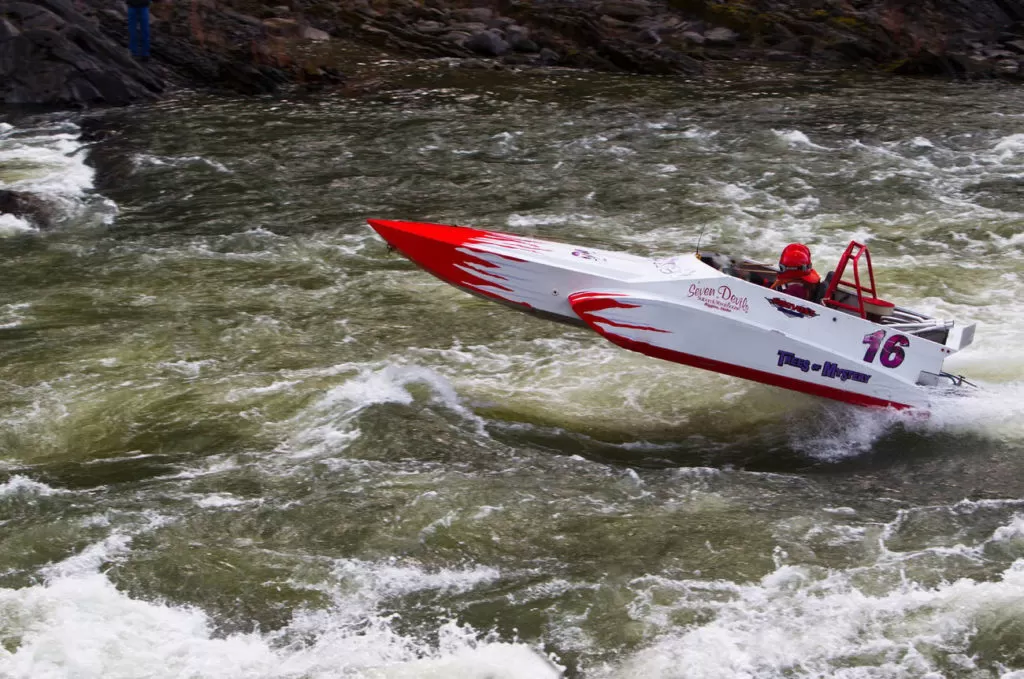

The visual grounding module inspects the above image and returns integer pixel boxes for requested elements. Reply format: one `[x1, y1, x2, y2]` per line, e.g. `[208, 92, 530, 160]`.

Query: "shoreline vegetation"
[2, 0, 1024, 110]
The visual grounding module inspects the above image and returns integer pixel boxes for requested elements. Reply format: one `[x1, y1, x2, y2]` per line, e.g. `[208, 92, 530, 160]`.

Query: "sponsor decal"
[776, 350, 872, 384]
[572, 249, 604, 262]
[687, 284, 750, 314]
[766, 296, 818, 318]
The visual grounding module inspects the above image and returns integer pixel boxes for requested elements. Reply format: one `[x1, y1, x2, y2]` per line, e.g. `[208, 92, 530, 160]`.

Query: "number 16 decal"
[862, 330, 909, 368]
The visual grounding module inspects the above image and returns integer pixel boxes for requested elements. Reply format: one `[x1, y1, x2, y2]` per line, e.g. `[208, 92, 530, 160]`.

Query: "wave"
[0, 119, 118, 233]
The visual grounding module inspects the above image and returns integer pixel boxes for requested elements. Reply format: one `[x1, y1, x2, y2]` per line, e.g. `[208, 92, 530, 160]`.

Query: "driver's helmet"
[779, 243, 811, 275]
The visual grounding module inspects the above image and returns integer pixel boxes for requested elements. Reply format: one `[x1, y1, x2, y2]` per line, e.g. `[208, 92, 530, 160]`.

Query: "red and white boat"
[368, 219, 976, 410]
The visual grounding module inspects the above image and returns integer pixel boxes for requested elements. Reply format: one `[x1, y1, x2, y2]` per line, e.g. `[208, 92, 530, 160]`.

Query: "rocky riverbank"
[3, 0, 1024, 111]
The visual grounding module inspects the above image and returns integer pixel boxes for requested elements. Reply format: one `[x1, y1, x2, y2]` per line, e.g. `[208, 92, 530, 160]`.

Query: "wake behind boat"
[368, 218, 976, 410]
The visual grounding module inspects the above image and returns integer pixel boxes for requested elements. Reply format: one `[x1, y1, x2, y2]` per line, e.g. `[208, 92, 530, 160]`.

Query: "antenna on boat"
[695, 224, 707, 257]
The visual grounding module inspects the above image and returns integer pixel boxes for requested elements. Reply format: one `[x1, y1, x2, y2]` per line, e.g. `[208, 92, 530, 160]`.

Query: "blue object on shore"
[128, 5, 150, 58]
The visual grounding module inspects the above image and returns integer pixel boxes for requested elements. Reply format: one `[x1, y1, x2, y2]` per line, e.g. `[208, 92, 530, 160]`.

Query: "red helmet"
[779, 243, 811, 273]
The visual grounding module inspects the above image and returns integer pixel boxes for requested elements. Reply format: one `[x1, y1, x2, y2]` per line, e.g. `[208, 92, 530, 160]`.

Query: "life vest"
[772, 269, 821, 300]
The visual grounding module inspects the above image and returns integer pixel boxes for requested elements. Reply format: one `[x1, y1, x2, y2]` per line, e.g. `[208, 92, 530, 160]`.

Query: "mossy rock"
[830, 16, 867, 31]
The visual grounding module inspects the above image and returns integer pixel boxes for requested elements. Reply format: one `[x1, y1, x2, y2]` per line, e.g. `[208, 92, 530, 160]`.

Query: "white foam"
[279, 363, 488, 459]
[132, 153, 232, 173]
[193, 494, 249, 509]
[992, 515, 1024, 543]
[0, 121, 117, 228]
[39, 533, 134, 581]
[0, 553, 558, 679]
[993, 133, 1024, 161]
[604, 560, 1024, 678]
[0, 212, 35, 236]
[157, 359, 219, 378]
[0, 302, 31, 328]
[772, 129, 828, 150]
[0, 475, 63, 497]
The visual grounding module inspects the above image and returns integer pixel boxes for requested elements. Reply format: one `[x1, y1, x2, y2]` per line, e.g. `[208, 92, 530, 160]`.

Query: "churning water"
[2, 65, 1024, 678]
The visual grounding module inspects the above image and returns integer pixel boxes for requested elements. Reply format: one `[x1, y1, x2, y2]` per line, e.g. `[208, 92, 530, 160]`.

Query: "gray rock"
[774, 35, 816, 55]
[640, 14, 683, 32]
[0, 190, 59, 229]
[511, 36, 539, 53]
[0, 18, 20, 40]
[637, 28, 660, 44]
[704, 27, 739, 45]
[996, 58, 1020, 74]
[449, 22, 488, 34]
[414, 20, 446, 35]
[537, 47, 560, 65]
[599, 15, 632, 30]
[596, 0, 653, 22]
[502, 52, 534, 65]
[828, 39, 884, 61]
[440, 30, 470, 44]
[222, 9, 264, 28]
[262, 17, 299, 36]
[454, 8, 493, 24]
[0, 0, 170, 106]
[460, 57, 503, 70]
[506, 24, 530, 41]
[3, 3, 65, 32]
[765, 50, 805, 62]
[681, 31, 705, 45]
[1006, 39, 1024, 54]
[466, 30, 509, 57]
[300, 25, 330, 41]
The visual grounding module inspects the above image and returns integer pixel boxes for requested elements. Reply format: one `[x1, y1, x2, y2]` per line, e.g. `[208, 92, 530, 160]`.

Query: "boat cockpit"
[700, 241, 974, 349]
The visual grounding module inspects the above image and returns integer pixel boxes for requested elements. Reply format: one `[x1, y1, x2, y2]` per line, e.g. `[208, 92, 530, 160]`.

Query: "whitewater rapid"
[3, 72, 1024, 678]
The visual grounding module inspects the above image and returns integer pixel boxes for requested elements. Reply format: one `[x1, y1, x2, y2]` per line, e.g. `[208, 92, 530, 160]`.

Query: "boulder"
[449, 22, 488, 33]
[600, 15, 632, 30]
[638, 28, 660, 44]
[537, 47, 560, 65]
[222, 9, 264, 28]
[0, 190, 59, 229]
[3, 2, 65, 32]
[506, 24, 530, 41]
[262, 17, 299, 36]
[502, 52, 534, 65]
[414, 20, 446, 35]
[511, 36, 540, 53]
[0, 16, 162, 106]
[995, 57, 1020, 74]
[705, 27, 739, 45]
[826, 38, 885, 62]
[0, 18, 19, 40]
[440, 31, 471, 45]
[682, 30, 706, 45]
[773, 35, 816, 55]
[891, 50, 984, 78]
[465, 30, 509, 57]
[300, 25, 330, 41]
[596, 0, 653, 22]
[454, 8, 493, 24]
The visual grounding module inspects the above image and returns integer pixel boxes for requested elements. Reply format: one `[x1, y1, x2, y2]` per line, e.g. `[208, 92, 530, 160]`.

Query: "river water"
[2, 65, 1024, 678]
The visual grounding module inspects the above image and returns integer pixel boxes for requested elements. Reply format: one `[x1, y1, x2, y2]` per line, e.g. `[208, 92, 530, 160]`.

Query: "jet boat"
[367, 219, 976, 410]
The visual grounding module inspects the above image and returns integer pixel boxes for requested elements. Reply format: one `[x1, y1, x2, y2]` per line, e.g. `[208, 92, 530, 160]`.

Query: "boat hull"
[369, 219, 957, 410]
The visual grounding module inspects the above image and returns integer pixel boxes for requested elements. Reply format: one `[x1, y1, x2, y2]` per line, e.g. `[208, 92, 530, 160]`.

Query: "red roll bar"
[821, 241, 893, 319]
